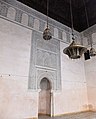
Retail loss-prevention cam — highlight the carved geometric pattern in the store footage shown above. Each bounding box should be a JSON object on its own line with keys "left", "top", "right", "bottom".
{"left": 15, "top": 9, "right": 22, "bottom": 23}
{"left": 36, "top": 39, "right": 57, "bottom": 53}
{"left": 39, "top": 20, "right": 45, "bottom": 32}
{"left": 49, "top": 24, "right": 54, "bottom": 36}
{"left": 50, "top": 53, "right": 57, "bottom": 69}
{"left": 28, "top": 15, "right": 34, "bottom": 28}
{"left": 7, "top": 7, "right": 16, "bottom": 20}
{"left": 0, "top": 0, "right": 83, "bottom": 91}
{"left": 36, "top": 49, "right": 44, "bottom": 66}
{"left": 66, "top": 33, "right": 70, "bottom": 43}
{"left": 54, "top": 27, "right": 58, "bottom": 38}
{"left": 0, "top": 0, "right": 81, "bottom": 44}
{"left": 36, "top": 48, "right": 57, "bottom": 69}
{"left": 28, "top": 31, "right": 61, "bottom": 91}
{"left": 21, "top": 13, "right": 28, "bottom": 26}
{"left": 0, "top": 0, "right": 81, "bottom": 42}
{"left": 92, "top": 33, "right": 96, "bottom": 44}
{"left": 82, "top": 25, "right": 96, "bottom": 46}
{"left": 34, "top": 18, "right": 39, "bottom": 30}
{"left": 43, "top": 52, "right": 51, "bottom": 67}
{"left": 58, "top": 29, "right": 63, "bottom": 40}
{"left": 37, "top": 69, "right": 56, "bottom": 90}
{"left": 87, "top": 35, "right": 91, "bottom": 45}
{"left": 0, "top": 2, "right": 8, "bottom": 17}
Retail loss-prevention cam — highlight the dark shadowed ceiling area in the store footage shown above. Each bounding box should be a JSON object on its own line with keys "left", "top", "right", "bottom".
{"left": 17, "top": 0, "right": 96, "bottom": 32}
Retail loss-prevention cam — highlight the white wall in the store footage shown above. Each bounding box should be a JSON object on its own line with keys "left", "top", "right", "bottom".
{"left": 0, "top": 0, "right": 91, "bottom": 117}
{"left": 0, "top": 18, "right": 38, "bottom": 119}
{"left": 0, "top": 16, "right": 89, "bottom": 118}
{"left": 84, "top": 44, "right": 96, "bottom": 111}
{"left": 52, "top": 42, "right": 88, "bottom": 116}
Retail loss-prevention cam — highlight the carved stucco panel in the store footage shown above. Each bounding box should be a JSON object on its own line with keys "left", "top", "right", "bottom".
{"left": 92, "top": 33, "right": 96, "bottom": 44}
{"left": 21, "top": 13, "right": 28, "bottom": 26}
{"left": 39, "top": 20, "right": 45, "bottom": 32}
{"left": 0, "top": 0, "right": 81, "bottom": 44}
{"left": 15, "top": 9, "right": 22, "bottom": 23}
{"left": 36, "top": 49, "right": 44, "bottom": 66}
{"left": 54, "top": 28, "right": 58, "bottom": 38}
{"left": 62, "top": 31, "right": 67, "bottom": 42}
{"left": 36, "top": 69, "right": 56, "bottom": 90}
{"left": 28, "top": 31, "right": 61, "bottom": 91}
{"left": 50, "top": 53, "right": 57, "bottom": 69}
{"left": 7, "top": 7, "right": 16, "bottom": 20}
{"left": 43, "top": 52, "right": 51, "bottom": 68}
{"left": 34, "top": 18, "right": 39, "bottom": 30}
{"left": 36, "top": 48, "right": 57, "bottom": 69}
{"left": 0, "top": 2, "right": 8, "bottom": 17}
{"left": 28, "top": 16, "right": 34, "bottom": 28}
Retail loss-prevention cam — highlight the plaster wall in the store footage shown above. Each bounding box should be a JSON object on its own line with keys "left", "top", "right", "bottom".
{"left": 0, "top": 18, "right": 38, "bottom": 119}
{"left": 0, "top": 16, "right": 88, "bottom": 118}
{"left": 52, "top": 42, "right": 88, "bottom": 116}
{"left": 82, "top": 26, "right": 96, "bottom": 111}
{"left": 0, "top": 0, "right": 89, "bottom": 118}
{"left": 84, "top": 54, "right": 96, "bottom": 111}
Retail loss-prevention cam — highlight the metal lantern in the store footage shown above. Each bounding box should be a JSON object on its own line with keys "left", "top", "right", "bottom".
{"left": 43, "top": 0, "right": 52, "bottom": 40}
{"left": 43, "top": 27, "right": 52, "bottom": 40}
{"left": 89, "top": 36, "right": 96, "bottom": 57}
{"left": 63, "top": 40, "right": 87, "bottom": 59}
{"left": 83, "top": 0, "right": 96, "bottom": 57}
{"left": 89, "top": 47, "right": 96, "bottom": 57}
{"left": 63, "top": 0, "right": 87, "bottom": 59}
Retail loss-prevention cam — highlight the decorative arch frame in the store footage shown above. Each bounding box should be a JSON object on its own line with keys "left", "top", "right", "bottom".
{"left": 37, "top": 71, "right": 54, "bottom": 90}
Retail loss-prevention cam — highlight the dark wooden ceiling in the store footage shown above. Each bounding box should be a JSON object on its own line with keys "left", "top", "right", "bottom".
{"left": 17, "top": 0, "right": 96, "bottom": 32}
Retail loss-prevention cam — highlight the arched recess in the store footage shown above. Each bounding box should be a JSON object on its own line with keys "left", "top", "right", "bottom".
{"left": 38, "top": 77, "right": 52, "bottom": 116}
{"left": 21, "top": 13, "right": 28, "bottom": 26}
{"left": 37, "top": 71, "right": 54, "bottom": 90}
{"left": 34, "top": 18, "right": 39, "bottom": 30}
{"left": 7, "top": 7, "right": 16, "bottom": 20}
{"left": 54, "top": 27, "right": 58, "bottom": 38}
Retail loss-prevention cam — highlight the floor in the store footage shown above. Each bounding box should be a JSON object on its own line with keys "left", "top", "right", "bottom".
{"left": 39, "top": 112, "right": 96, "bottom": 119}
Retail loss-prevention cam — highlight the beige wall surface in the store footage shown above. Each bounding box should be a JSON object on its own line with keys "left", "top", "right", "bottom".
{"left": 1, "top": 0, "right": 96, "bottom": 118}
{"left": 82, "top": 25, "right": 96, "bottom": 111}
{"left": 0, "top": 18, "right": 38, "bottom": 119}
{"left": 52, "top": 42, "right": 88, "bottom": 116}
{"left": 0, "top": 16, "right": 89, "bottom": 118}
{"left": 84, "top": 45, "right": 96, "bottom": 111}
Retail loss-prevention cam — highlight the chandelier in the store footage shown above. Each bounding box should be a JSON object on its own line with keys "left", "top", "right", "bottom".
{"left": 83, "top": 0, "right": 96, "bottom": 57}
{"left": 63, "top": 0, "right": 87, "bottom": 59}
{"left": 63, "top": 37, "right": 87, "bottom": 59}
{"left": 43, "top": 0, "right": 52, "bottom": 40}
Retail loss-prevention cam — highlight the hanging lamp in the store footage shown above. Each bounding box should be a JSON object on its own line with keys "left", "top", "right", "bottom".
{"left": 43, "top": 0, "right": 52, "bottom": 40}
{"left": 83, "top": 0, "right": 96, "bottom": 57}
{"left": 63, "top": 0, "right": 87, "bottom": 59}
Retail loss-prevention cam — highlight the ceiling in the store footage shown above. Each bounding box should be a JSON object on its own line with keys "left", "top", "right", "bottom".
{"left": 17, "top": 0, "right": 96, "bottom": 32}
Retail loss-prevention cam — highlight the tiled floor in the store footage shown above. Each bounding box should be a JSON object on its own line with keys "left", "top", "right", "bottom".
{"left": 39, "top": 112, "right": 96, "bottom": 119}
